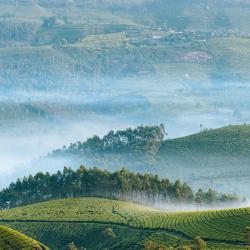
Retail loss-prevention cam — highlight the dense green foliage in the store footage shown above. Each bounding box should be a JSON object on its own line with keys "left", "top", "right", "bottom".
{"left": 0, "top": 166, "right": 239, "bottom": 210}
{"left": 54, "top": 124, "right": 166, "bottom": 156}
{"left": 0, "top": 225, "right": 48, "bottom": 250}
{"left": 1, "top": 197, "right": 250, "bottom": 249}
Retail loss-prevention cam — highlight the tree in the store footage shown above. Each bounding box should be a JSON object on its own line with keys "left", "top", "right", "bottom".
{"left": 182, "top": 246, "right": 191, "bottom": 250}
{"left": 245, "top": 227, "right": 250, "bottom": 244}
{"left": 205, "top": 189, "right": 217, "bottom": 204}
{"left": 145, "top": 240, "right": 155, "bottom": 250}
{"left": 195, "top": 189, "right": 205, "bottom": 209}
{"left": 0, "top": 166, "right": 239, "bottom": 210}
{"left": 194, "top": 236, "right": 206, "bottom": 250}
{"left": 103, "top": 228, "right": 116, "bottom": 239}
{"left": 156, "top": 244, "right": 168, "bottom": 250}
{"left": 68, "top": 242, "right": 78, "bottom": 250}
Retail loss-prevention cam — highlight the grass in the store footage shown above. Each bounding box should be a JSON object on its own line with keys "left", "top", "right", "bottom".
{"left": 1, "top": 197, "right": 250, "bottom": 249}
{"left": 0, "top": 225, "right": 48, "bottom": 250}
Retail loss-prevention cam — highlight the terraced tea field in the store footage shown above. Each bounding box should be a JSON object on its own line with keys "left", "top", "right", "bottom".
{"left": 1, "top": 197, "right": 250, "bottom": 249}
{"left": 0, "top": 225, "right": 48, "bottom": 250}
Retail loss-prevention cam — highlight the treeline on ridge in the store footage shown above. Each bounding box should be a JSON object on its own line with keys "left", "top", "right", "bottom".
{"left": 51, "top": 124, "right": 250, "bottom": 158}
{"left": 0, "top": 166, "right": 239, "bottom": 209}
{"left": 52, "top": 124, "right": 166, "bottom": 156}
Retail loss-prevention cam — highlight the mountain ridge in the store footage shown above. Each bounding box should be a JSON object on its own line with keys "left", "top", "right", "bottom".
{"left": 43, "top": 124, "right": 250, "bottom": 197}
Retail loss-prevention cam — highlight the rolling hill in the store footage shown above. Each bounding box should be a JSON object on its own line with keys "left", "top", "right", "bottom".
{"left": 158, "top": 125, "right": 250, "bottom": 195}
{"left": 46, "top": 124, "right": 250, "bottom": 198}
{"left": 158, "top": 124, "right": 250, "bottom": 175}
{"left": 1, "top": 197, "right": 250, "bottom": 249}
{"left": 161, "top": 124, "right": 250, "bottom": 156}
{"left": 0, "top": 225, "right": 48, "bottom": 250}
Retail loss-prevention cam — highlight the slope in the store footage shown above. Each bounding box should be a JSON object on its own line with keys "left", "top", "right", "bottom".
{"left": 0, "top": 225, "right": 48, "bottom": 250}
{"left": 157, "top": 125, "right": 250, "bottom": 193}
{"left": 1, "top": 197, "right": 250, "bottom": 249}
{"left": 161, "top": 124, "right": 250, "bottom": 156}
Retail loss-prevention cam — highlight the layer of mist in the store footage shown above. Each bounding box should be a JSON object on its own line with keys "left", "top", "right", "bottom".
{"left": 145, "top": 200, "right": 248, "bottom": 212}
{"left": 0, "top": 80, "right": 249, "bottom": 199}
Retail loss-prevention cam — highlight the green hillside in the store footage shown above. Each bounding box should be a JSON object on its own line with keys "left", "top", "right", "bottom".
{"left": 1, "top": 197, "right": 250, "bottom": 249}
{"left": 161, "top": 124, "right": 250, "bottom": 156}
{"left": 0, "top": 225, "right": 48, "bottom": 250}
{"left": 158, "top": 125, "right": 250, "bottom": 194}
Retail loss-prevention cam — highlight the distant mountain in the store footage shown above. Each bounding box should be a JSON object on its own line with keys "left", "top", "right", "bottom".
{"left": 0, "top": 0, "right": 250, "bottom": 136}
{"left": 0, "top": 0, "right": 250, "bottom": 89}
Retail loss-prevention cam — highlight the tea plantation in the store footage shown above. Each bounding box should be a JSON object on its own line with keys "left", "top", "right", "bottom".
{"left": 0, "top": 225, "right": 48, "bottom": 250}
{"left": 0, "top": 197, "right": 250, "bottom": 249}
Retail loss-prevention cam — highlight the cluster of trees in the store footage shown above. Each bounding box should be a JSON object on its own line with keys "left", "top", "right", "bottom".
{"left": 53, "top": 125, "right": 167, "bottom": 156}
{"left": 67, "top": 227, "right": 115, "bottom": 250}
{"left": 144, "top": 236, "right": 206, "bottom": 250}
{"left": 67, "top": 233, "right": 206, "bottom": 250}
{"left": 0, "top": 166, "right": 239, "bottom": 209}
{"left": 195, "top": 188, "right": 238, "bottom": 205}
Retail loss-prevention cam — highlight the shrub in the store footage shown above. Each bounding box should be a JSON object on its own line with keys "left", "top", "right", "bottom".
{"left": 103, "top": 228, "right": 116, "bottom": 239}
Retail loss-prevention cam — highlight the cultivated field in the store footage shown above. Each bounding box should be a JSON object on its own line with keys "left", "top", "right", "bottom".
{"left": 0, "top": 225, "right": 48, "bottom": 250}
{"left": 1, "top": 197, "right": 250, "bottom": 249}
